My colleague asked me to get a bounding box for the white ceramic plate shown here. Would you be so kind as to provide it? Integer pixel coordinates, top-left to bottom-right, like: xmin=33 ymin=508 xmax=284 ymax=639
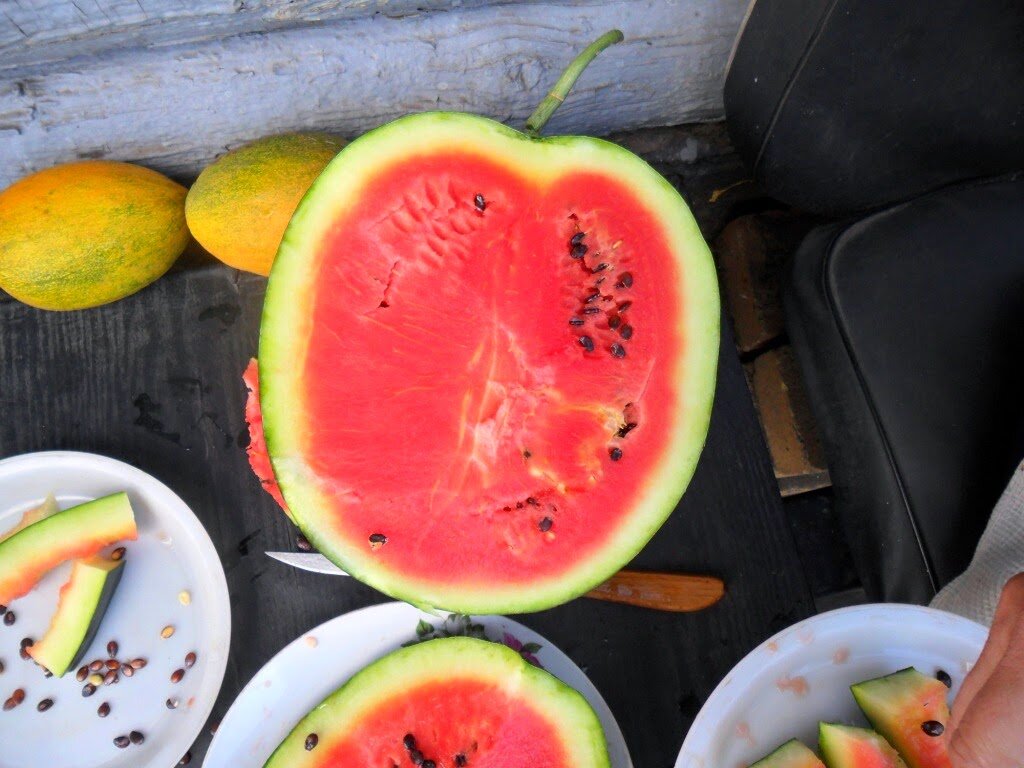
xmin=205 ymin=601 xmax=632 ymax=768
xmin=0 ymin=451 xmax=231 ymax=768
xmin=676 ymin=604 xmax=988 ymax=768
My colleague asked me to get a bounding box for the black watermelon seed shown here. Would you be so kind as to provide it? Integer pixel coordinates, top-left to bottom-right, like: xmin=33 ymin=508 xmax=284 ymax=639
xmin=578 ymin=336 xmax=595 ymax=352
xmin=610 ymin=343 xmax=626 ymax=359
xmin=82 ymin=684 xmax=96 ymax=698
xmin=522 ymin=450 xmax=531 ymax=459
xmin=107 ymin=640 xmax=118 ymax=658
xmin=474 ymin=194 xmax=486 ymax=212
xmin=582 ymin=306 xmax=601 ymax=315
xmin=539 ymin=517 xmax=553 ymax=532
xmin=171 ymin=669 xmax=185 ymax=684
xmin=570 ymin=232 xmax=586 ymax=246
xmin=4 ymin=611 xmax=15 ymax=626
xmin=410 ymin=748 xmax=424 ymax=765
xmin=584 ymin=292 xmax=600 ymax=304
xmin=617 ymin=422 xmax=638 ymax=438
xmin=130 ymin=731 xmax=145 ymax=745
xmin=570 ymin=243 xmax=588 ymax=259
xmin=936 ymin=669 xmax=952 ymax=688
xmin=296 ymin=534 xmax=313 ymax=552
xmin=592 ymin=262 xmax=609 ymax=272
xmin=921 ymin=720 xmax=945 ymax=737
xmin=98 ymin=702 xmax=110 ymax=718
xmin=455 ymin=755 xmax=467 ymax=767
xmin=403 ymin=734 xmax=416 ymax=750
xmin=36 ymin=698 xmax=53 ymax=712
xmin=114 ymin=736 xmax=130 ymax=749
xmin=76 ymin=666 xmax=88 ymax=682
xmin=166 ymin=698 xmax=179 ymax=710
xmin=185 ymin=652 xmax=197 ymax=669
xmin=568 ymin=317 xmax=584 ymax=326
xmin=368 ymin=533 xmax=388 ymax=545
xmin=423 ymin=761 xmax=436 ymax=768
xmin=526 ymin=497 xmax=539 ymax=506
xmin=89 ymin=660 xmax=103 ymax=673
xmin=20 ymin=638 xmax=33 ymax=649
xmin=305 ymin=733 xmax=318 ymax=751
xmin=618 ymin=301 xmax=632 ymax=312
xmin=619 ymin=324 xmax=633 ymax=340
xmin=609 ymin=447 xmax=623 ymax=461
xmin=616 ymin=272 xmax=633 ymax=288
xmin=608 ymin=315 xmax=621 ymax=329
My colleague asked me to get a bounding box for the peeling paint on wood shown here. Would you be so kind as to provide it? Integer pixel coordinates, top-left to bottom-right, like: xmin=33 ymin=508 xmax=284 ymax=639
xmin=0 ymin=0 xmax=745 ymax=187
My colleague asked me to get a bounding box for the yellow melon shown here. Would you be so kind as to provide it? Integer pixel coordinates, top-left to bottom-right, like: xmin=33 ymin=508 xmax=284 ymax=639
xmin=185 ymin=133 xmax=345 ymax=276
xmin=0 ymin=161 xmax=189 ymax=311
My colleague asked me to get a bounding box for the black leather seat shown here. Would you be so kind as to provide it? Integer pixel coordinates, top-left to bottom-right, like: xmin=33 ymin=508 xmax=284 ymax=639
xmin=784 ymin=177 xmax=1024 ymax=603
xmin=725 ymin=0 xmax=1024 ymax=602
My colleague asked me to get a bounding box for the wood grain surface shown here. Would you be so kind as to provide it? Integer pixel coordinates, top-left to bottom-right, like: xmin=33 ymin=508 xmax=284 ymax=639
xmin=0 ymin=0 xmax=746 ymax=188
xmin=0 ymin=125 xmax=813 ymax=767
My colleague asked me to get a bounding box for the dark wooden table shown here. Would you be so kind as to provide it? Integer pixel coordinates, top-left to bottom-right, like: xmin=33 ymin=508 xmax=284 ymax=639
xmin=0 ymin=128 xmax=815 ymax=767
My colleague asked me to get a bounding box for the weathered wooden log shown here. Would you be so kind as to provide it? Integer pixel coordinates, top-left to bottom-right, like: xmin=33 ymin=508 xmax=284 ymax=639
xmin=0 ymin=0 xmax=745 ymax=187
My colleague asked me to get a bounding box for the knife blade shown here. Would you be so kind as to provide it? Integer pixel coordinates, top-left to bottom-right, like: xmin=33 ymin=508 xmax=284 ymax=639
xmin=266 ymin=551 xmax=350 ymax=576
xmin=266 ymin=551 xmax=724 ymax=612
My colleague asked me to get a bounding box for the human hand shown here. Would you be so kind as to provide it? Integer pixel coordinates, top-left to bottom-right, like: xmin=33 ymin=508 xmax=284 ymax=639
xmin=947 ymin=573 xmax=1024 ymax=767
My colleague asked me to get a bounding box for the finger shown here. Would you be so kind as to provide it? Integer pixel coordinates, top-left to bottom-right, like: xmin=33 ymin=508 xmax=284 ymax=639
xmin=948 ymin=611 xmax=1024 ymax=768
xmin=949 ymin=573 xmax=1024 ymax=732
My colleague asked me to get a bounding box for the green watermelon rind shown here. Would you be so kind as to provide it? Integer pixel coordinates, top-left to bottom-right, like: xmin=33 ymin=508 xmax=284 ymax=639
xmin=851 ymin=668 xmax=951 ymax=768
xmin=259 ymin=111 xmax=720 ymax=613
xmin=819 ymin=723 xmax=908 ymax=768
xmin=263 ymin=636 xmax=611 ymax=768
xmin=751 ymin=739 xmax=826 ymax=768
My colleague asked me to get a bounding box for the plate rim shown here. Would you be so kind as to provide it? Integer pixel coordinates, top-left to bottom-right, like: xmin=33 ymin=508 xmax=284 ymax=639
xmin=0 ymin=450 xmax=232 ymax=768
xmin=674 ymin=602 xmax=988 ymax=767
xmin=205 ymin=600 xmax=632 ymax=768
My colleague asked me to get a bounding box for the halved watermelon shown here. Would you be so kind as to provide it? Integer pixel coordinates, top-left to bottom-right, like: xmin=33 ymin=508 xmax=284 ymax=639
xmin=264 ymin=636 xmax=609 ymax=768
xmin=0 ymin=493 xmax=137 ymax=606
xmin=852 ymin=669 xmax=952 ymax=768
xmin=819 ymin=724 xmax=907 ymax=768
xmin=254 ymin=40 xmax=719 ymax=613
xmin=752 ymin=740 xmax=826 ymax=768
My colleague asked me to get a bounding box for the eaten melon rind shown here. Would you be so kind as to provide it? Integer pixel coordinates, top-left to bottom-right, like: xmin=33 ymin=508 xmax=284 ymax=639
xmin=27 ymin=556 xmax=125 ymax=677
xmin=264 ymin=636 xmax=610 ymax=768
xmin=819 ymin=723 xmax=908 ymax=768
xmin=0 ymin=493 xmax=59 ymax=544
xmin=752 ymin=740 xmax=826 ymax=768
xmin=851 ymin=669 xmax=952 ymax=768
xmin=0 ymin=492 xmax=137 ymax=607
xmin=258 ymin=111 xmax=719 ymax=614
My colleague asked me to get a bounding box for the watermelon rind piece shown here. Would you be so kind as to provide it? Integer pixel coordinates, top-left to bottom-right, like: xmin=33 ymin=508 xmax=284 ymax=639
xmin=264 ymin=635 xmax=610 ymax=768
xmin=819 ymin=723 xmax=908 ymax=768
xmin=0 ymin=492 xmax=137 ymax=607
xmin=0 ymin=493 xmax=59 ymax=544
xmin=852 ymin=668 xmax=952 ymax=768
xmin=27 ymin=556 xmax=125 ymax=677
xmin=259 ymin=111 xmax=720 ymax=614
xmin=752 ymin=739 xmax=826 ymax=768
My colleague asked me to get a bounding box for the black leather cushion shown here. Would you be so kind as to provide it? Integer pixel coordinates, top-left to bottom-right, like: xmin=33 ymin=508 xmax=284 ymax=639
xmin=725 ymin=0 xmax=1024 ymax=215
xmin=785 ymin=176 xmax=1024 ymax=604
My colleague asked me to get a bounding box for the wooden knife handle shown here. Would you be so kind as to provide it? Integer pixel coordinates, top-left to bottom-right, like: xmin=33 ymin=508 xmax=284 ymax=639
xmin=585 ymin=570 xmax=725 ymax=612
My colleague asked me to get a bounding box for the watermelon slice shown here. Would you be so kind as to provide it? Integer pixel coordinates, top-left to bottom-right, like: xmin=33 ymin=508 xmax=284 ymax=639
xmin=819 ymin=724 xmax=908 ymax=768
xmin=0 ymin=493 xmax=137 ymax=607
xmin=253 ymin=32 xmax=720 ymax=613
xmin=752 ymin=740 xmax=826 ymax=768
xmin=264 ymin=636 xmax=609 ymax=768
xmin=852 ymin=669 xmax=952 ymax=768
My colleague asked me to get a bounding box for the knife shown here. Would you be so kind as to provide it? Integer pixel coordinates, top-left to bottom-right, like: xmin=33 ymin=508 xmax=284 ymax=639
xmin=266 ymin=551 xmax=724 ymax=613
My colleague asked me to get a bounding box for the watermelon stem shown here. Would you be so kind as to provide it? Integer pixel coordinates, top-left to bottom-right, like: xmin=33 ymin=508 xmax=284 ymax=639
xmin=525 ymin=30 xmax=625 ymax=137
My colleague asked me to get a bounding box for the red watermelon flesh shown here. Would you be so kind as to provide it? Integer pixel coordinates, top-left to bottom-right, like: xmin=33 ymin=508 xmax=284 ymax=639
xmin=257 ymin=113 xmax=719 ymax=612
xmin=263 ymin=636 xmax=609 ymax=768
xmin=852 ymin=669 xmax=952 ymax=768
xmin=243 ymin=359 xmax=291 ymax=518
